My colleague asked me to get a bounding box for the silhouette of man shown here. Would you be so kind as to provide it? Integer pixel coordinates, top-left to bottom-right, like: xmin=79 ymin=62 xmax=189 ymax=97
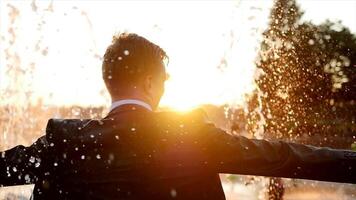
xmin=0 ymin=33 xmax=355 ymax=199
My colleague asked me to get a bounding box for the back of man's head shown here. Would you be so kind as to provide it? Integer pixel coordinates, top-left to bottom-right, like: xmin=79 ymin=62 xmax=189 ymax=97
xmin=102 ymin=33 xmax=168 ymax=97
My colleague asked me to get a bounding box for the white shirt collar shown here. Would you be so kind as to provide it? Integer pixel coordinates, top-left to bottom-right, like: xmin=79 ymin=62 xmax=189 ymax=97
xmin=110 ymin=99 xmax=153 ymax=112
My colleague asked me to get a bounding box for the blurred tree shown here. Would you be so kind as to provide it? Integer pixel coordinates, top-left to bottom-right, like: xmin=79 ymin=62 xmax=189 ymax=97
xmin=252 ymin=0 xmax=356 ymax=147
xmin=247 ymin=0 xmax=356 ymax=199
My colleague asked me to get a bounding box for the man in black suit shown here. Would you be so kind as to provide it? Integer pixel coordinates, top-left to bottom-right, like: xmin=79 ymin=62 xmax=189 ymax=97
xmin=0 ymin=33 xmax=355 ymax=199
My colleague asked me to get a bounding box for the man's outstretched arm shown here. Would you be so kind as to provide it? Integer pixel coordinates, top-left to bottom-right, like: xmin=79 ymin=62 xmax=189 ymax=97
xmin=201 ymin=123 xmax=356 ymax=184
xmin=0 ymin=136 xmax=48 ymax=186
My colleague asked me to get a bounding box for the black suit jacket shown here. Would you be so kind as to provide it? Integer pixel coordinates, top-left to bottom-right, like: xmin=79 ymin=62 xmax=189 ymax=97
xmin=1 ymin=104 xmax=356 ymax=199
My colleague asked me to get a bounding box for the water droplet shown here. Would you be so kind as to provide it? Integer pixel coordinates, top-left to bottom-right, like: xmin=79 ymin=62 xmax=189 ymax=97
xmin=29 ymin=156 xmax=35 ymax=163
xmin=170 ymin=189 xmax=177 ymax=198
xmin=109 ymin=154 xmax=115 ymax=161
xmin=308 ymin=39 xmax=314 ymax=45
xmin=24 ymin=174 xmax=30 ymax=182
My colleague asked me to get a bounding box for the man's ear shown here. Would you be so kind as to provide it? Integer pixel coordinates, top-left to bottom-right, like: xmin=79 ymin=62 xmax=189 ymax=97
xmin=143 ymin=75 xmax=153 ymax=94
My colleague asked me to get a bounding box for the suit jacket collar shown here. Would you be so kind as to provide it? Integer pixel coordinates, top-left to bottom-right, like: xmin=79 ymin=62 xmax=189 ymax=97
xmin=106 ymin=102 xmax=152 ymax=119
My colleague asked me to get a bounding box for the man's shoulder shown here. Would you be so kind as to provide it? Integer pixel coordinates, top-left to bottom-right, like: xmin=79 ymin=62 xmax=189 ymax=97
xmin=45 ymin=118 xmax=103 ymax=144
xmin=46 ymin=118 xmax=92 ymax=129
xmin=46 ymin=118 xmax=92 ymax=134
xmin=154 ymin=108 xmax=210 ymax=125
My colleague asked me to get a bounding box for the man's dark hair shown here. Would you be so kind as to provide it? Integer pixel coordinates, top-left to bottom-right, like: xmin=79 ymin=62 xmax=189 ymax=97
xmin=102 ymin=33 xmax=168 ymax=94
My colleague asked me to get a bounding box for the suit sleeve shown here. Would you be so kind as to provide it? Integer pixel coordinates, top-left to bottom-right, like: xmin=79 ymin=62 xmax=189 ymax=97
xmin=0 ymin=136 xmax=49 ymax=186
xmin=200 ymin=123 xmax=356 ymax=184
